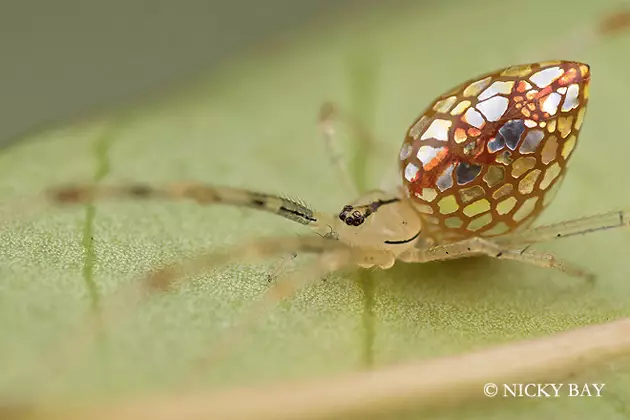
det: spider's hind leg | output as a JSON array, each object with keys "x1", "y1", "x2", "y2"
[
  {"x1": 490, "y1": 246, "x2": 594, "y2": 281},
  {"x1": 399, "y1": 237, "x2": 593, "y2": 280},
  {"x1": 493, "y1": 210, "x2": 630, "y2": 248}
]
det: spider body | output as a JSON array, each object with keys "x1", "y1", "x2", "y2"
[
  {"x1": 50, "y1": 59, "x2": 625, "y2": 279},
  {"x1": 47, "y1": 4, "x2": 630, "y2": 284},
  {"x1": 18, "y1": 11, "x2": 630, "y2": 385},
  {"x1": 399, "y1": 61, "x2": 590, "y2": 244}
]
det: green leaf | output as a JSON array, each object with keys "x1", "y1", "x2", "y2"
[{"x1": 1, "y1": 1, "x2": 630, "y2": 418}]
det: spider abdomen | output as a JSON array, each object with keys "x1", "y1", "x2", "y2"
[{"x1": 399, "y1": 61, "x2": 590, "y2": 242}]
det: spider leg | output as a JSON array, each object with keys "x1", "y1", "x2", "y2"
[
  {"x1": 43, "y1": 183, "x2": 336, "y2": 234},
  {"x1": 399, "y1": 237, "x2": 591, "y2": 279},
  {"x1": 141, "y1": 235, "x2": 342, "y2": 292},
  {"x1": 133, "y1": 235, "x2": 394, "y2": 370},
  {"x1": 141, "y1": 235, "x2": 393, "y2": 292},
  {"x1": 493, "y1": 210, "x2": 630, "y2": 248},
  {"x1": 33, "y1": 235, "x2": 391, "y2": 393},
  {"x1": 45, "y1": 182, "x2": 339, "y2": 283},
  {"x1": 318, "y1": 102, "x2": 390, "y2": 194},
  {"x1": 198, "y1": 249, "x2": 353, "y2": 369},
  {"x1": 318, "y1": 102, "x2": 362, "y2": 196},
  {"x1": 265, "y1": 252, "x2": 298, "y2": 283}
]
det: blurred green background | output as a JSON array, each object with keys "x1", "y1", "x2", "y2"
[
  {"x1": 1, "y1": 1, "x2": 630, "y2": 419},
  {"x1": 0, "y1": 0, "x2": 392, "y2": 145}
]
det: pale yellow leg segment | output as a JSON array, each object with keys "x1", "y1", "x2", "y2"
[
  {"x1": 200, "y1": 249, "x2": 354, "y2": 370},
  {"x1": 399, "y1": 237, "x2": 591, "y2": 279},
  {"x1": 141, "y1": 235, "x2": 348, "y2": 292},
  {"x1": 265, "y1": 252, "x2": 298, "y2": 282},
  {"x1": 318, "y1": 102, "x2": 361, "y2": 196},
  {"x1": 495, "y1": 248, "x2": 593, "y2": 280},
  {"x1": 166, "y1": 243, "x2": 393, "y2": 372},
  {"x1": 494, "y1": 210, "x2": 630, "y2": 248},
  {"x1": 45, "y1": 183, "x2": 340, "y2": 233}
]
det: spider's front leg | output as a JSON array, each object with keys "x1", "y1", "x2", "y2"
[
  {"x1": 398, "y1": 237, "x2": 592, "y2": 280},
  {"x1": 317, "y1": 101, "x2": 389, "y2": 196},
  {"x1": 135, "y1": 236, "x2": 394, "y2": 369},
  {"x1": 318, "y1": 102, "x2": 360, "y2": 197},
  {"x1": 265, "y1": 252, "x2": 298, "y2": 283},
  {"x1": 128, "y1": 236, "x2": 347, "y2": 370},
  {"x1": 141, "y1": 235, "x2": 393, "y2": 293}
]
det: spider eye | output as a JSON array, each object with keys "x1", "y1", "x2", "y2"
[{"x1": 339, "y1": 204, "x2": 355, "y2": 221}]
